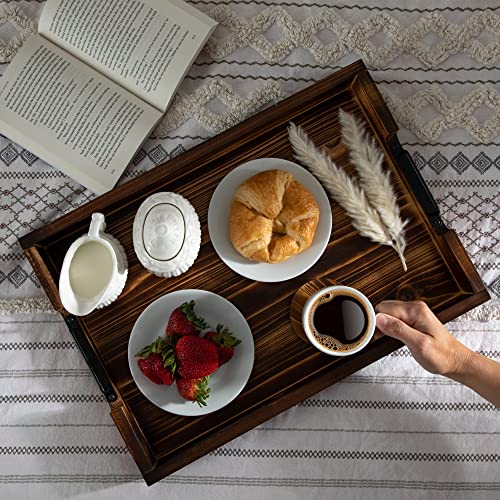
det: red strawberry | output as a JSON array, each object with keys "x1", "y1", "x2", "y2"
[
  {"x1": 166, "y1": 301, "x2": 207, "y2": 338},
  {"x1": 158, "y1": 366, "x2": 175, "y2": 385},
  {"x1": 204, "y1": 324, "x2": 241, "y2": 366},
  {"x1": 176, "y1": 376, "x2": 210, "y2": 406},
  {"x1": 137, "y1": 353, "x2": 164, "y2": 384},
  {"x1": 176, "y1": 335, "x2": 218, "y2": 379},
  {"x1": 135, "y1": 336, "x2": 177, "y2": 385}
]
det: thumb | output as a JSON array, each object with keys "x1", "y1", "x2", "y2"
[{"x1": 376, "y1": 313, "x2": 424, "y2": 348}]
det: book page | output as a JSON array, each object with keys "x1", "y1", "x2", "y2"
[
  {"x1": 39, "y1": 0, "x2": 217, "y2": 112},
  {"x1": 0, "y1": 36, "x2": 162, "y2": 194}
]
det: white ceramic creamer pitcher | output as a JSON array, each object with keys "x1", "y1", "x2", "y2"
[{"x1": 59, "y1": 213, "x2": 128, "y2": 316}]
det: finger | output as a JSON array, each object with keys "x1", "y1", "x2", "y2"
[
  {"x1": 376, "y1": 313, "x2": 425, "y2": 349},
  {"x1": 375, "y1": 300, "x2": 429, "y2": 327}
]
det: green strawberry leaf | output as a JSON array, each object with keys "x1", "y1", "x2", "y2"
[
  {"x1": 193, "y1": 376, "x2": 211, "y2": 407},
  {"x1": 179, "y1": 300, "x2": 208, "y2": 331},
  {"x1": 135, "y1": 345, "x2": 151, "y2": 358},
  {"x1": 212, "y1": 323, "x2": 241, "y2": 348}
]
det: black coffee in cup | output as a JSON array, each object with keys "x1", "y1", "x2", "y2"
[
  {"x1": 305, "y1": 288, "x2": 374, "y2": 353},
  {"x1": 313, "y1": 294, "x2": 368, "y2": 344}
]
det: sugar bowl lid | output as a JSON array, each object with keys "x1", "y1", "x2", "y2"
[{"x1": 133, "y1": 192, "x2": 201, "y2": 277}]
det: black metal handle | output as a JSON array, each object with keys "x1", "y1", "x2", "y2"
[
  {"x1": 65, "y1": 315, "x2": 117, "y2": 402},
  {"x1": 389, "y1": 141, "x2": 446, "y2": 232}
]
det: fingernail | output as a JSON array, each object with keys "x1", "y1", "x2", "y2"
[{"x1": 376, "y1": 313, "x2": 388, "y2": 329}]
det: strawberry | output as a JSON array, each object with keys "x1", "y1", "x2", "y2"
[
  {"x1": 166, "y1": 300, "x2": 207, "y2": 338},
  {"x1": 176, "y1": 376, "x2": 210, "y2": 406},
  {"x1": 175, "y1": 335, "x2": 218, "y2": 379},
  {"x1": 137, "y1": 353, "x2": 164, "y2": 384},
  {"x1": 204, "y1": 324, "x2": 241, "y2": 366},
  {"x1": 135, "y1": 336, "x2": 177, "y2": 385},
  {"x1": 157, "y1": 366, "x2": 174, "y2": 385}
]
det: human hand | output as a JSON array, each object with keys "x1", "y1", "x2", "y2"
[{"x1": 375, "y1": 300, "x2": 471, "y2": 377}]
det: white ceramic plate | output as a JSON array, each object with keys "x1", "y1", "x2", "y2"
[
  {"x1": 128, "y1": 289, "x2": 254, "y2": 416},
  {"x1": 208, "y1": 158, "x2": 332, "y2": 282}
]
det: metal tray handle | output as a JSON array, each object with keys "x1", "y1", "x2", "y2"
[
  {"x1": 65, "y1": 315, "x2": 117, "y2": 402},
  {"x1": 389, "y1": 141, "x2": 446, "y2": 232}
]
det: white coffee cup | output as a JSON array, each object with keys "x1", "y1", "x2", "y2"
[{"x1": 302, "y1": 285, "x2": 376, "y2": 356}]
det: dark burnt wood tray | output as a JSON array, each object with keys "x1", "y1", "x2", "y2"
[{"x1": 20, "y1": 61, "x2": 489, "y2": 485}]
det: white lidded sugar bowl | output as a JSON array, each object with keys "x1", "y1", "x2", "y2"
[
  {"x1": 133, "y1": 192, "x2": 201, "y2": 277},
  {"x1": 59, "y1": 213, "x2": 128, "y2": 316}
]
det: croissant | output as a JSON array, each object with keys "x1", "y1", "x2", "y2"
[{"x1": 229, "y1": 169, "x2": 320, "y2": 263}]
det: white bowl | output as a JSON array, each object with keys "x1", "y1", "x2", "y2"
[
  {"x1": 128, "y1": 289, "x2": 254, "y2": 416},
  {"x1": 208, "y1": 158, "x2": 332, "y2": 283}
]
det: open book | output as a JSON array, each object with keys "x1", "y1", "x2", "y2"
[{"x1": 0, "y1": 0, "x2": 216, "y2": 194}]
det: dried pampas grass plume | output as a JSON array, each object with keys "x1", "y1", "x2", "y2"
[
  {"x1": 338, "y1": 109, "x2": 408, "y2": 270},
  {"x1": 288, "y1": 115, "x2": 408, "y2": 271}
]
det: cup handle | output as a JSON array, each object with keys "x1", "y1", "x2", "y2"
[{"x1": 88, "y1": 213, "x2": 106, "y2": 239}]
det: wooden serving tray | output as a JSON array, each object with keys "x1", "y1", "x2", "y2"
[{"x1": 20, "y1": 61, "x2": 489, "y2": 485}]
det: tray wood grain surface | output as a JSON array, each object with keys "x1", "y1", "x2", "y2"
[{"x1": 20, "y1": 61, "x2": 489, "y2": 485}]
